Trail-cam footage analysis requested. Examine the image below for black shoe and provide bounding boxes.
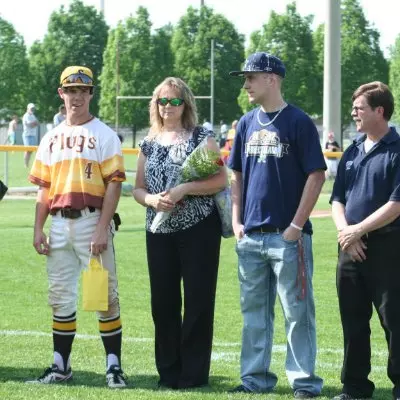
[332,394,370,400]
[157,381,177,390]
[295,389,318,398]
[229,384,253,393]
[106,365,127,389]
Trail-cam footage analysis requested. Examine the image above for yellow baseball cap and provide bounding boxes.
[60,66,94,87]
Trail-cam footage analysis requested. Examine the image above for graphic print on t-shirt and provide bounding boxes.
[245,129,289,163]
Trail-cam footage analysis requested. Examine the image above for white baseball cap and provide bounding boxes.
[27,103,35,109]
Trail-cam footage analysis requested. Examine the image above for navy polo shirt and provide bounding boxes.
[228,104,326,234]
[330,127,400,226]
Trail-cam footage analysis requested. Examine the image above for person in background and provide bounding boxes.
[330,81,400,400]
[228,52,325,398]
[222,119,238,163]
[26,65,127,388]
[202,118,213,131]
[219,120,228,148]
[324,131,341,179]
[7,115,18,145]
[133,76,227,389]
[53,104,66,127]
[22,103,39,168]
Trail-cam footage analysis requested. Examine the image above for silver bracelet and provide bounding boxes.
[290,222,302,231]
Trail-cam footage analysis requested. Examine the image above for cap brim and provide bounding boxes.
[229,71,245,76]
[62,83,94,87]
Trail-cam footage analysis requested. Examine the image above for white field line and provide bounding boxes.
[0,329,389,359]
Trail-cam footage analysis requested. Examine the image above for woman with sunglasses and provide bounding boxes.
[133,77,228,389]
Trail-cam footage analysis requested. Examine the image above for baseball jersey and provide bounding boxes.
[29,117,126,212]
[228,104,326,234]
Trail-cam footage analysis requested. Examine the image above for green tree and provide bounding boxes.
[0,18,30,120]
[340,0,389,127]
[389,36,400,123]
[28,0,108,121]
[243,2,319,115]
[172,6,244,126]
[100,8,174,129]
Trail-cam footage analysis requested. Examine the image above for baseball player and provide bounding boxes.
[26,66,127,388]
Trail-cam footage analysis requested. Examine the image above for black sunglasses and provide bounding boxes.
[156,97,184,106]
[62,73,93,86]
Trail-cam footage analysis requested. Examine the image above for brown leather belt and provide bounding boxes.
[248,225,283,234]
[59,206,96,219]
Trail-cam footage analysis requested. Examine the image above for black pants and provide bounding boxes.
[337,231,400,398]
[146,209,221,388]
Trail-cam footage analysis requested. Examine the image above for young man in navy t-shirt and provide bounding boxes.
[331,82,400,400]
[228,52,326,398]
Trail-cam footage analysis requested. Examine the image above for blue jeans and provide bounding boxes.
[22,135,37,146]
[236,232,323,394]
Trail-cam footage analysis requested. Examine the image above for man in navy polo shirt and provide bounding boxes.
[331,82,400,400]
[228,52,325,399]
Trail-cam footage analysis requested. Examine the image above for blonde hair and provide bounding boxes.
[149,77,198,136]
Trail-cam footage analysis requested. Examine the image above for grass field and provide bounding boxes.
[0,152,393,399]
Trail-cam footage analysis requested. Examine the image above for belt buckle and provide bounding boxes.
[259,225,280,233]
[60,208,81,219]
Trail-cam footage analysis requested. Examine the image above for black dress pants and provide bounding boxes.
[146,209,221,388]
[337,231,400,398]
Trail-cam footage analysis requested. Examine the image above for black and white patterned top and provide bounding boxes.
[139,126,215,233]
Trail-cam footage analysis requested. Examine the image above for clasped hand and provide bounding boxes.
[338,225,367,262]
[337,225,363,249]
[151,185,186,212]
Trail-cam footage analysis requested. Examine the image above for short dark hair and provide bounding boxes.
[62,86,94,95]
[352,81,394,121]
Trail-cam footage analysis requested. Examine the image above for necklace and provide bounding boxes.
[257,103,287,127]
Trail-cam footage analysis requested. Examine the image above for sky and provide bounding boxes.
[0,0,398,57]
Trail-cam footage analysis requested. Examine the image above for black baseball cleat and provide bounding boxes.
[25,364,72,384]
[106,364,127,388]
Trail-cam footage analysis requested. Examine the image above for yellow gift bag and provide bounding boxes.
[82,255,109,311]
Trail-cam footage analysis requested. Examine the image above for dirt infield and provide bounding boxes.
[310,210,331,218]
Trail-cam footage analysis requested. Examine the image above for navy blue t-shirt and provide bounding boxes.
[330,127,400,226]
[228,104,326,234]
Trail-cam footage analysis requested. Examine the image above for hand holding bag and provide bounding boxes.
[82,255,109,311]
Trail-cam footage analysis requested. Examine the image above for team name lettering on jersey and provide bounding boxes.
[245,129,289,163]
[49,133,97,153]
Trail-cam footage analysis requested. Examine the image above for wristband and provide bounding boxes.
[290,222,302,231]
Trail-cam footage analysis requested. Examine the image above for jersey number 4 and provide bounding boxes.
[85,162,93,179]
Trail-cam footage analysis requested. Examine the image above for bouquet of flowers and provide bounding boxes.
[150,136,227,233]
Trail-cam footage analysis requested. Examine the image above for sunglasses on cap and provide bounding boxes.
[62,73,93,86]
[156,97,184,106]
